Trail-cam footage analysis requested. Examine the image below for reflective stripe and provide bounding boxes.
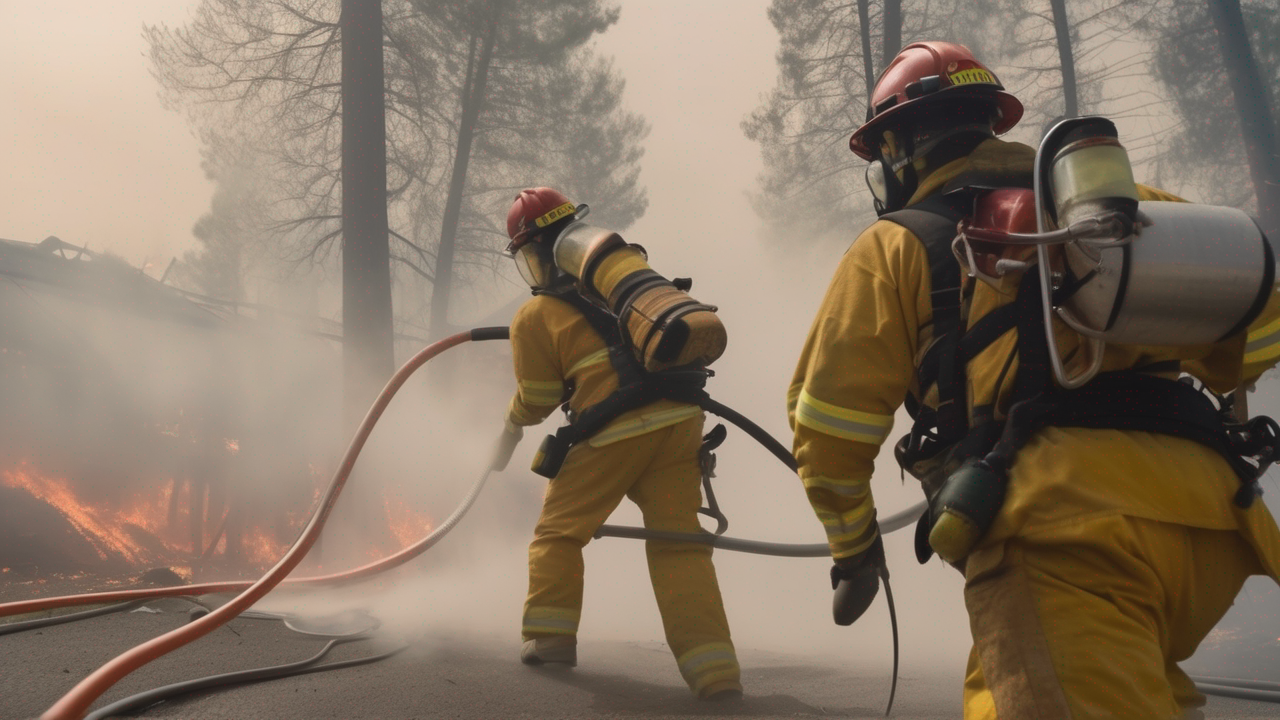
[802,475,871,499]
[522,606,580,636]
[795,389,893,444]
[677,642,739,691]
[507,397,544,426]
[816,505,876,544]
[1245,316,1280,365]
[519,378,565,406]
[587,405,702,447]
[567,348,610,378]
[831,529,879,559]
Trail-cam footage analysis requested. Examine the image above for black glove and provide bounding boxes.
[490,421,524,472]
[830,531,886,626]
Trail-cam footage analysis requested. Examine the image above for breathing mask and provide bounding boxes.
[865,122,996,215]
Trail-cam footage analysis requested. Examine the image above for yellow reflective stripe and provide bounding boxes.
[1245,316,1280,365]
[948,67,997,87]
[816,505,876,542]
[567,348,610,378]
[677,642,739,690]
[507,397,544,426]
[587,405,701,447]
[519,378,564,406]
[802,475,870,500]
[522,606,580,635]
[795,389,893,444]
[831,528,879,559]
[534,202,576,228]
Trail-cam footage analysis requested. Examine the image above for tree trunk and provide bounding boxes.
[337,0,396,560]
[1048,0,1078,117]
[857,0,876,100]
[1207,0,1280,237]
[882,0,902,69]
[340,0,395,423]
[428,10,500,339]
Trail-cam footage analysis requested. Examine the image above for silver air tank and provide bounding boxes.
[1058,202,1273,345]
[1034,117,1275,387]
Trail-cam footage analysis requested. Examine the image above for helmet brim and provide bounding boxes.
[849,87,1024,161]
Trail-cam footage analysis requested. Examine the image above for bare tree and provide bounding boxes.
[342,0,394,416]
[1207,0,1280,234]
[743,0,984,248]
[1144,0,1279,217]
[1048,0,1078,117]
[147,0,646,341]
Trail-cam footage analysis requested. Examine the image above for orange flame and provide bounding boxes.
[384,494,433,549]
[4,463,436,572]
[1,466,176,565]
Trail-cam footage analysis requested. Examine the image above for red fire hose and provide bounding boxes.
[35,328,501,720]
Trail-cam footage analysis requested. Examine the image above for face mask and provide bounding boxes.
[865,160,890,212]
[514,242,557,289]
[864,122,994,215]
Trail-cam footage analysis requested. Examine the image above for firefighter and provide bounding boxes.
[493,187,742,701]
[788,41,1280,718]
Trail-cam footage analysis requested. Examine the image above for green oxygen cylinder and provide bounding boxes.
[927,458,1007,563]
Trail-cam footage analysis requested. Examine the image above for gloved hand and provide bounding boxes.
[830,531,886,626]
[490,420,524,472]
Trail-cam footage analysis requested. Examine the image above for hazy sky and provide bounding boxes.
[0,2,212,268]
[0,1,781,272]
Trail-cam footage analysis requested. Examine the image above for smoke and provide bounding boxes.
[243,1,975,682]
[0,0,1012,689]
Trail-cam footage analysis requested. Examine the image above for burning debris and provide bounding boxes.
[0,236,433,583]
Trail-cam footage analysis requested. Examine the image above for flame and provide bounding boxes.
[3,462,436,573]
[1,465,177,565]
[383,494,433,549]
[241,527,285,566]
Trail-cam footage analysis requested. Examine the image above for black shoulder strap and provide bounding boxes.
[534,288,706,447]
[879,192,971,324]
[536,288,625,349]
[881,192,975,460]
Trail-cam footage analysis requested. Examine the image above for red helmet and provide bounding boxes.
[504,187,577,254]
[849,42,1023,161]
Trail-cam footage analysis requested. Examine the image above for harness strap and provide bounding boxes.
[533,288,709,450]
[881,193,973,453]
[983,372,1265,507]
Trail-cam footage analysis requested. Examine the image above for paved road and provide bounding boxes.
[3,597,1279,719]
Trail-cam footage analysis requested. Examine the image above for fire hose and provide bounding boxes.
[5,326,912,719]
[1,326,1265,717]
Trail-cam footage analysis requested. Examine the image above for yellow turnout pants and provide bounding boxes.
[961,514,1264,719]
[522,415,739,695]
